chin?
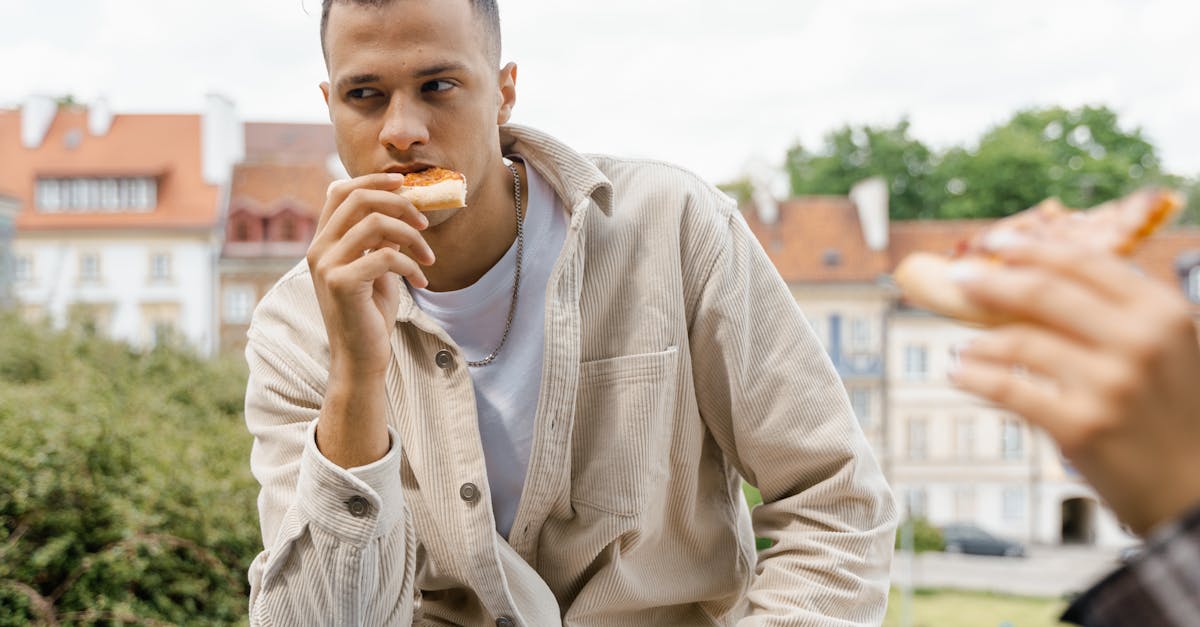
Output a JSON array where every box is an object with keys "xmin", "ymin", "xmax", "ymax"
[{"xmin": 422, "ymin": 205, "xmax": 465, "ymax": 228}]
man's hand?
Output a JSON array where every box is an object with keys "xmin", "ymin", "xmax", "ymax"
[
  {"xmin": 950, "ymin": 240, "xmax": 1200, "ymax": 535},
  {"xmin": 306, "ymin": 174, "xmax": 436, "ymax": 468}
]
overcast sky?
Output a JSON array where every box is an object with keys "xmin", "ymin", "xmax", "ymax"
[{"xmin": 3, "ymin": 0, "xmax": 1197, "ymax": 184}]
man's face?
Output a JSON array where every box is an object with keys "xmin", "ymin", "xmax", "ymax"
[{"xmin": 321, "ymin": 0, "xmax": 513, "ymax": 213}]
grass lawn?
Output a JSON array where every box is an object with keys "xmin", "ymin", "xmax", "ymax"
[{"xmin": 884, "ymin": 589, "xmax": 1069, "ymax": 627}]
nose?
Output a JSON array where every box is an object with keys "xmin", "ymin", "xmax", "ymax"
[{"xmin": 378, "ymin": 95, "xmax": 430, "ymax": 153}]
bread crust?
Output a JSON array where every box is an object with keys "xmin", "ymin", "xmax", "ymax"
[
  {"xmin": 894, "ymin": 188, "xmax": 1183, "ymax": 326},
  {"xmin": 894, "ymin": 252, "xmax": 1010, "ymax": 326},
  {"xmin": 399, "ymin": 178, "xmax": 467, "ymax": 212}
]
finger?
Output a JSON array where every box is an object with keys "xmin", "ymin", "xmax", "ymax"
[
  {"xmin": 317, "ymin": 189, "xmax": 429, "ymax": 253},
  {"xmin": 953, "ymin": 263, "xmax": 1134, "ymax": 347},
  {"xmin": 950, "ymin": 357, "xmax": 1079, "ymax": 444},
  {"xmin": 344, "ymin": 247, "xmax": 429, "ymax": 289},
  {"xmin": 317, "ymin": 174, "xmax": 413, "ymax": 233},
  {"xmin": 976, "ymin": 237, "xmax": 1144, "ymax": 305},
  {"xmin": 961, "ymin": 324, "xmax": 1115, "ymax": 388},
  {"xmin": 328, "ymin": 212, "xmax": 435, "ymax": 266}
]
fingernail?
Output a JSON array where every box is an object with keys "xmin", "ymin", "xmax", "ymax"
[
  {"xmin": 949, "ymin": 260, "xmax": 984, "ymax": 283},
  {"xmin": 388, "ymin": 173, "xmax": 407, "ymax": 182},
  {"xmin": 419, "ymin": 215, "xmax": 429, "ymax": 229},
  {"xmin": 981, "ymin": 229, "xmax": 1028, "ymax": 251}
]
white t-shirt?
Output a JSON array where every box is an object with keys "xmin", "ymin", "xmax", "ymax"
[{"xmin": 410, "ymin": 159, "xmax": 567, "ymax": 539}]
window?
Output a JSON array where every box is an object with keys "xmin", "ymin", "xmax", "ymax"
[
  {"xmin": 954, "ymin": 486, "xmax": 976, "ymax": 519},
  {"xmin": 141, "ymin": 302, "xmax": 181, "ymax": 347},
  {"xmin": 35, "ymin": 177, "xmax": 158, "ymax": 213},
  {"xmin": 79, "ymin": 253, "xmax": 101, "ymax": 282},
  {"xmin": 150, "ymin": 253, "xmax": 172, "ymax": 281},
  {"xmin": 280, "ymin": 217, "xmax": 297, "ymax": 241},
  {"xmin": 955, "ymin": 416, "xmax": 976, "ymax": 461},
  {"xmin": 35, "ymin": 179, "xmax": 61, "ymax": 211},
  {"xmin": 907, "ymin": 417, "xmax": 928, "ymax": 461},
  {"xmin": 15, "ymin": 255, "xmax": 32, "ymax": 283},
  {"xmin": 904, "ymin": 345, "xmax": 928, "ymax": 381},
  {"xmin": 1002, "ymin": 487, "xmax": 1026, "ymax": 521},
  {"xmin": 101, "ymin": 179, "xmax": 120, "ymax": 210},
  {"xmin": 906, "ymin": 487, "xmax": 928, "ymax": 518},
  {"xmin": 233, "ymin": 219, "xmax": 251, "ymax": 242},
  {"xmin": 1002, "ymin": 417, "xmax": 1024, "ymax": 460},
  {"xmin": 849, "ymin": 318, "xmax": 870, "ymax": 350},
  {"xmin": 224, "ymin": 285, "xmax": 256, "ymax": 324},
  {"xmin": 850, "ymin": 388, "xmax": 871, "ymax": 429},
  {"xmin": 1188, "ymin": 267, "xmax": 1200, "ymax": 303}
]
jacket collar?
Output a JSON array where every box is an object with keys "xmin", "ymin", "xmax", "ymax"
[
  {"xmin": 500, "ymin": 124, "xmax": 613, "ymax": 216},
  {"xmin": 395, "ymin": 125, "xmax": 607, "ymax": 326}
]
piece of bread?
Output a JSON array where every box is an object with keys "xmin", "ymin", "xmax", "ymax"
[
  {"xmin": 894, "ymin": 252, "xmax": 1012, "ymax": 326},
  {"xmin": 894, "ymin": 188, "xmax": 1183, "ymax": 326},
  {"xmin": 398, "ymin": 168, "xmax": 467, "ymax": 212}
]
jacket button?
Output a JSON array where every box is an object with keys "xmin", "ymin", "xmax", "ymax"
[
  {"xmin": 495, "ymin": 618, "xmax": 515, "ymax": 627},
  {"xmin": 346, "ymin": 495, "xmax": 370, "ymax": 518},
  {"xmin": 459, "ymin": 483, "xmax": 480, "ymax": 503},
  {"xmin": 435, "ymin": 350, "xmax": 454, "ymax": 369}
]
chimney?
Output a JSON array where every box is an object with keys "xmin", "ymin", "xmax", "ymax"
[
  {"xmin": 202, "ymin": 93, "xmax": 245, "ymax": 187},
  {"xmin": 744, "ymin": 154, "xmax": 787, "ymax": 225},
  {"xmin": 850, "ymin": 177, "xmax": 889, "ymax": 252},
  {"xmin": 88, "ymin": 96, "xmax": 114, "ymax": 137},
  {"xmin": 20, "ymin": 95, "xmax": 57, "ymax": 149}
]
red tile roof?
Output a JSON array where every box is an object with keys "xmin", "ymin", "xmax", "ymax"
[
  {"xmin": 743, "ymin": 196, "xmax": 890, "ymax": 283},
  {"xmin": 0, "ymin": 106, "xmax": 219, "ymax": 231},
  {"xmin": 230, "ymin": 161, "xmax": 331, "ymax": 217},
  {"xmin": 747, "ymin": 195, "xmax": 1200, "ymax": 300}
]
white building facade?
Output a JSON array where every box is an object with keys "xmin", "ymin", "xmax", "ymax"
[{"xmin": 13, "ymin": 231, "xmax": 219, "ymax": 349}]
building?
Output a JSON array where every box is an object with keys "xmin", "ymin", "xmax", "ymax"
[
  {"xmin": 217, "ymin": 122, "xmax": 338, "ymax": 354},
  {"xmin": 0, "ymin": 193, "xmax": 19, "ymax": 309},
  {"xmin": 746, "ymin": 183, "xmax": 1200, "ymax": 548},
  {"xmin": 1, "ymin": 94, "xmax": 242, "ymax": 353},
  {"xmin": 743, "ymin": 179, "xmax": 892, "ymax": 457}
]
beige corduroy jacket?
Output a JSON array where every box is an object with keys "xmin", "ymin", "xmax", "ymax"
[{"xmin": 244, "ymin": 125, "xmax": 897, "ymax": 626}]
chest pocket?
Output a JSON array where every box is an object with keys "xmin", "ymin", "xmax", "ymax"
[{"xmin": 570, "ymin": 346, "xmax": 679, "ymax": 516}]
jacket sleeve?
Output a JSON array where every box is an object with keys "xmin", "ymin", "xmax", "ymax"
[
  {"xmin": 243, "ymin": 310, "xmax": 417, "ymax": 626},
  {"xmin": 687, "ymin": 204, "xmax": 898, "ymax": 626},
  {"xmin": 1061, "ymin": 504, "xmax": 1200, "ymax": 627}
]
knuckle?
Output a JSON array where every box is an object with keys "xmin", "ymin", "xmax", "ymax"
[{"xmin": 1098, "ymin": 362, "xmax": 1141, "ymax": 405}]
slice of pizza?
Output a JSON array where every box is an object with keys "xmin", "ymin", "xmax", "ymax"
[
  {"xmin": 398, "ymin": 167, "xmax": 467, "ymax": 212},
  {"xmin": 894, "ymin": 187, "xmax": 1184, "ymax": 325}
]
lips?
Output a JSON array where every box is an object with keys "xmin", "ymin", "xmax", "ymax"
[{"xmin": 384, "ymin": 163, "xmax": 438, "ymax": 175}]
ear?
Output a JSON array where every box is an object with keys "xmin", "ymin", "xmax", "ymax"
[
  {"xmin": 496, "ymin": 62, "xmax": 518, "ymax": 125},
  {"xmin": 319, "ymin": 82, "xmax": 332, "ymax": 120}
]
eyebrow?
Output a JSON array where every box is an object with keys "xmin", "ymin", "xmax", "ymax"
[
  {"xmin": 334, "ymin": 63, "xmax": 471, "ymax": 91},
  {"xmin": 335, "ymin": 74, "xmax": 382, "ymax": 92},
  {"xmin": 412, "ymin": 62, "xmax": 470, "ymax": 78}
]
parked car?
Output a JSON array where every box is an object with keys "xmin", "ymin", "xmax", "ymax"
[{"xmin": 941, "ymin": 523, "xmax": 1026, "ymax": 557}]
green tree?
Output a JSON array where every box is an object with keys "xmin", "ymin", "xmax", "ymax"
[
  {"xmin": 785, "ymin": 119, "xmax": 941, "ymax": 220},
  {"xmin": 935, "ymin": 106, "xmax": 1163, "ymax": 219}
]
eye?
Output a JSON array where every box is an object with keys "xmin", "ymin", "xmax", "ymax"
[
  {"xmin": 422, "ymin": 80, "xmax": 456, "ymax": 94},
  {"xmin": 346, "ymin": 87, "xmax": 382, "ymax": 100}
]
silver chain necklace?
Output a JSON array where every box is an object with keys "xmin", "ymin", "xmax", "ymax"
[{"xmin": 466, "ymin": 161, "xmax": 523, "ymax": 367}]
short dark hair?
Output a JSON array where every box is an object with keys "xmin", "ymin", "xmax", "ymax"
[{"xmin": 320, "ymin": 0, "xmax": 501, "ymax": 64}]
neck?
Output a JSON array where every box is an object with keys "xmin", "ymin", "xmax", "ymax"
[{"xmin": 420, "ymin": 160, "xmax": 527, "ymax": 292}]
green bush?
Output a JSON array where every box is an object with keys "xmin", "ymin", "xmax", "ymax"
[
  {"xmin": 0, "ymin": 313, "xmax": 258, "ymax": 625},
  {"xmin": 894, "ymin": 517, "xmax": 945, "ymax": 553}
]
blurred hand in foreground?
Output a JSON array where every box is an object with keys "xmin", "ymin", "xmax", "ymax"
[{"xmin": 949, "ymin": 240, "xmax": 1200, "ymax": 535}]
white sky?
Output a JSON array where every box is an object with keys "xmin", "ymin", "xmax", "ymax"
[{"xmin": 2, "ymin": 0, "xmax": 1197, "ymax": 184}]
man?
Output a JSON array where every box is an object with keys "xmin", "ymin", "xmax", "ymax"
[
  {"xmin": 243, "ymin": 0, "xmax": 896, "ymax": 624},
  {"xmin": 951, "ymin": 237, "xmax": 1200, "ymax": 626}
]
